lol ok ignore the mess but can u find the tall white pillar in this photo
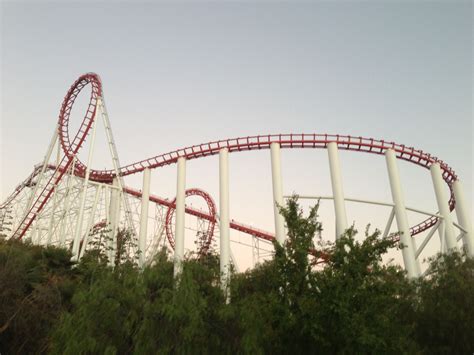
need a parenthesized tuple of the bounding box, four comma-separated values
(438, 221, 446, 253)
(453, 180, 472, 256)
(47, 143, 62, 246)
(46, 188, 58, 246)
(270, 142, 285, 245)
(138, 168, 151, 267)
(327, 142, 348, 239)
(72, 117, 98, 260)
(59, 158, 76, 247)
(219, 148, 230, 300)
(32, 222, 39, 245)
(385, 149, 420, 278)
(108, 178, 120, 266)
(174, 157, 186, 279)
(72, 187, 88, 257)
(79, 185, 102, 260)
(430, 163, 457, 252)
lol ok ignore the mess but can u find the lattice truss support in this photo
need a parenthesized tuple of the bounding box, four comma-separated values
(0, 161, 273, 271)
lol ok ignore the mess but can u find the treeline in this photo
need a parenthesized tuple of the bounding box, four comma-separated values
(0, 198, 473, 354)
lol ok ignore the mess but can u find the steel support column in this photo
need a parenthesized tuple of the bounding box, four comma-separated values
(138, 168, 151, 267)
(385, 149, 420, 278)
(108, 178, 120, 266)
(32, 223, 39, 244)
(270, 142, 285, 245)
(453, 180, 473, 256)
(47, 141, 62, 246)
(174, 157, 186, 279)
(430, 163, 457, 252)
(219, 148, 230, 301)
(79, 185, 102, 260)
(59, 158, 76, 247)
(72, 117, 98, 260)
(327, 142, 348, 239)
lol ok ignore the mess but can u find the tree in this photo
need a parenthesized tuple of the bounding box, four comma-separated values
(134, 252, 228, 354)
(414, 252, 474, 354)
(309, 226, 419, 353)
(229, 196, 419, 353)
(50, 261, 143, 355)
(0, 239, 76, 354)
(2, 196, 473, 353)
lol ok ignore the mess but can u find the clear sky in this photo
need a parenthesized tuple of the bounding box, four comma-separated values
(1, 1, 472, 268)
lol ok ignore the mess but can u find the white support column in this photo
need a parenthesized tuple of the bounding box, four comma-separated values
(453, 180, 473, 256)
(270, 142, 285, 245)
(438, 221, 446, 253)
(47, 142, 62, 246)
(385, 149, 420, 278)
(430, 163, 457, 252)
(32, 223, 39, 245)
(114, 192, 123, 262)
(104, 185, 110, 227)
(99, 97, 135, 233)
(72, 117, 98, 259)
(59, 158, 76, 247)
(219, 148, 230, 300)
(174, 157, 186, 279)
(108, 178, 120, 266)
(46, 192, 58, 246)
(327, 142, 348, 239)
(79, 186, 102, 260)
(138, 168, 151, 267)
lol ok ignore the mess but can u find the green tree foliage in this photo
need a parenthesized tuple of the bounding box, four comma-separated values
(0, 197, 472, 354)
(414, 252, 474, 354)
(0, 239, 76, 354)
(309, 226, 419, 353)
(50, 228, 142, 354)
(228, 198, 323, 353)
(134, 253, 227, 354)
(229, 197, 419, 354)
(50, 262, 143, 355)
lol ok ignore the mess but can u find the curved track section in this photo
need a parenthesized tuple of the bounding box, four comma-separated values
(165, 188, 216, 255)
(9, 73, 458, 240)
(58, 73, 102, 179)
(122, 186, 275, 243)
(11, 74, 101, 239)
(107, 134, 457, 237)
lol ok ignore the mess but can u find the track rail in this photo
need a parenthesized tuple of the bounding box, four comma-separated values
(7, 73, 458, 240)
(123, 186, 325, 260)
(2, 164, 276, 243)
(164, 188, 216, 254)
(122, 186, 275, 243)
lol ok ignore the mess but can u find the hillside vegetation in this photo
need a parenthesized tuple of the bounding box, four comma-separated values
(0, 198, 473, 354)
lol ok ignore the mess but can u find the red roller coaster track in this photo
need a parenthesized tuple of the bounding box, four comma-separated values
(164, 188, 216, 255)
(8, 73, 458, 242)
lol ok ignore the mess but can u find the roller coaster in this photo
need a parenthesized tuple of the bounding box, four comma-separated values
(1, 73, 472, 288)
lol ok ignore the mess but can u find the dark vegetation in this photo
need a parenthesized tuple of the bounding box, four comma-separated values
(0, 197, 472, 354)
